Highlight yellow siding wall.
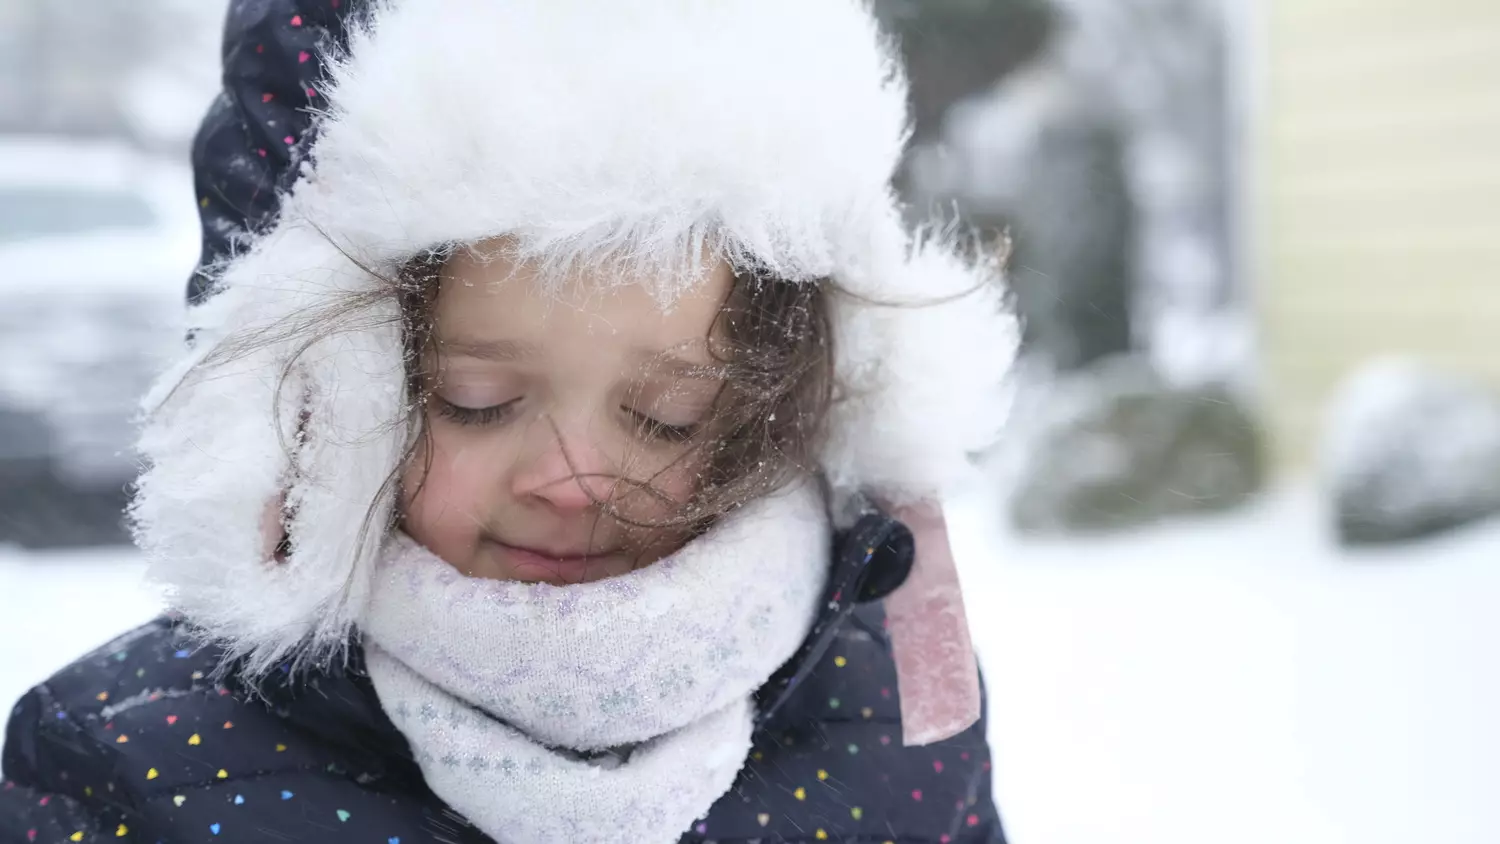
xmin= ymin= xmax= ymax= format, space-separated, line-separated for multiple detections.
xmin=1258 ymin=0 xmax=1500 ymax=468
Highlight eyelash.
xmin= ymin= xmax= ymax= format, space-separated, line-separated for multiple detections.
xmin=626 ymin=409 xmax=700 ymax=443
xmin=434 ymin=397 xmax=699 ymax=443
xmin=435 ymin=398 xmax=520 ymax=427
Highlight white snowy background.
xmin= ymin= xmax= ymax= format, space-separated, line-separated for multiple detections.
xmin=5 ymin=486 xmax=1498 ymax=843
xmin=3 ymin=0 xmax=1498 ymax=842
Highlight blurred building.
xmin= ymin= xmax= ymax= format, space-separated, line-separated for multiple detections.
xmin=1255 ymin=0 xmax=1500 ymax=468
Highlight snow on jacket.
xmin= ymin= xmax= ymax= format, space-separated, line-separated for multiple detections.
xmin=2 ymin=513 xmax=1005 ymax=843
xmin=187 ymin=0 xmax=360 ymax=304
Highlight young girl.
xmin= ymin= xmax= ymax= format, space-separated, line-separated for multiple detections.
xmin=2 ymin=1 xmax=1016 ymax=841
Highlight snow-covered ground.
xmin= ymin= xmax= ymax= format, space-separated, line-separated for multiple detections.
xmin=2 ymin=482 xmax=1495 ymax=843
xmin=947 ymin=481 xmax=1499 ymax=844
xmin=0 ymin=545 xmax=159 ymax=712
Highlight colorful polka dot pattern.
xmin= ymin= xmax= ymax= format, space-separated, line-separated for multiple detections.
xmin=1 ymin=616 xmax=446 ymax=842
xmin=4 ymin=602 xmax=1002 ymax=842
xmin=188 ymin=0 xmax=358 ymax=306
xmin=5 ymin=510 xmax=1003 ymax=842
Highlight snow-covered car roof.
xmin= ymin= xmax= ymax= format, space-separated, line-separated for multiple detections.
xmin=0 ymin=135 xmax=199 ymax=296
xmin=0 ymin=136 xmax=198 ymax=483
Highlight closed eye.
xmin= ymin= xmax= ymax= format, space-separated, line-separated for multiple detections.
xmin=624 ymin=407 xmax=699 ymax=443
xmin=436 ymin=397 xmax=521 ymax=426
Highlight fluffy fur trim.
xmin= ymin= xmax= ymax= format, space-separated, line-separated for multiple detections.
xmin=134 ymin=0 xmax=1018 ymax=669
xmin=135 ymin=225 xmax=411 ymax=673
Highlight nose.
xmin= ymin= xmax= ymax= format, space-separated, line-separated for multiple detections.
xmin=510 ymin=416 xmax=614 ymax=513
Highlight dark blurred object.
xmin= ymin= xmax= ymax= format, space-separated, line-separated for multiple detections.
xmin=0 ymin=409 xmax=131 ymax=549
xmin=877 ymin=0 xmax=1132 ymax=372
xmin=1006 ymin=101 xmax=1134 ymax=371
xmin=0 ymin=137 xmax=195 ymax=550
xmin=909 ymin=0 xmax=1242 ymax=389
xmin=874 ymin=0 xmax=1055 ymax=179
xmin=907 ymin=0 xmax=1261 ymax=532
xmin=1322 ymin=360 xmax=1500 ymax=546
xmin=1009 ymin=355 xmax=1262 ymax=533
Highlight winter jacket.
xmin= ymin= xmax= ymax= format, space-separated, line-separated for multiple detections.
xmin=2 ymin=512 xmax=1006 ymax=843
xmin=188 ymin=0 xmax=362 ymax=304
xmin=4 ymin=2 xmax=1010 ymax=839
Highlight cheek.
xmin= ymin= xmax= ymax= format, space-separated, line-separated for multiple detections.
xmin=399 ymin=427 xmax=495 ymax=547
xmin=653 ymin=462 xmax=699 ymax=503
xmin=615 ymin=448 xmax=706 ymax=518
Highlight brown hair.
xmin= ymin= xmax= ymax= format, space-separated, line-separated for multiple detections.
xmin=191 ymin=237 xmax=838 ymax=571
xmin=390 ymin=246 xmax=837 ymax=555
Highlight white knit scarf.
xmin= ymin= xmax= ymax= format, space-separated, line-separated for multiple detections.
xmin=361 ymin=481 xmax=829 ymax=844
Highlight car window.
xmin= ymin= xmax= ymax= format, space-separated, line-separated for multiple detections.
xmin=0 ymin=187 xmax=157 ymax=243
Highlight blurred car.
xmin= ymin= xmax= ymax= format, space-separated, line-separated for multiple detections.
xmin=0 ymin=135 xmax=197 ymax=549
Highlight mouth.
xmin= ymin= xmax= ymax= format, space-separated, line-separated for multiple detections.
xmin=488 ymin=539 xmax=623 ymax=584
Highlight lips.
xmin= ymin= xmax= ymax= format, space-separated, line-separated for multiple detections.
xmin=495 ymin=541 xmax=609 ymax=562
xmin=482 ymin=537 xmax=629 ymax=585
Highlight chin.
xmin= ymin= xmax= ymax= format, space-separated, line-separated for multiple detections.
xmin=508 ymin=566 xmax=625 ymax=587
xmin=463 ymin=540 xmax=635 ymax=585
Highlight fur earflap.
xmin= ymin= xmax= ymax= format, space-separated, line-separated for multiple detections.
xmin=133 ymin=0 xmax=1017 ymax=669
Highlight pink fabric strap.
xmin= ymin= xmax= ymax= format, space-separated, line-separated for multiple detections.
xmin=885 ymin=502 xmax=982 ymax=746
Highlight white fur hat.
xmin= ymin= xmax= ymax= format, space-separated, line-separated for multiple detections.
xmin=133 ymin=0 xmax=1017 ymax=671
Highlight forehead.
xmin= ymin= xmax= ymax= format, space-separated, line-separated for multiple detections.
xmin=432 ymin=245 xmax=734 ymax=363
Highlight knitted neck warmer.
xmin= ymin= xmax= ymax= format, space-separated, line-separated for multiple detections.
xmin=361 ymin=481 xmax=829 ymax=844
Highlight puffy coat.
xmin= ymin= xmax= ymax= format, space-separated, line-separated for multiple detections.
xmin=2 ymin=513 xmax=1005 ymax=843
xmin=3 ymin=2 xmax=1009 ymax=840
xmin=187 ymin=0 xmax=361 ymax=303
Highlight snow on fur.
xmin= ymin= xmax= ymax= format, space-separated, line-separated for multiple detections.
xmin=133 ymin=226 xmax=411 ymax=675
xmin=301 ymin=0 xmax=910 ymax=294
xmin=133 ymin=0 xmax=1018 ymax=669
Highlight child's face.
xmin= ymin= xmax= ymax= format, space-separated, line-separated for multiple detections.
xmin=399 ymin=245 xmax=732 ymax=585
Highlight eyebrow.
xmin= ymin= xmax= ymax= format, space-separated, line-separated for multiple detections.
xmin=437 ymin=336 xmax=726 ymax=380
xmin=437 ymin=337 xmax=540 ymax=362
